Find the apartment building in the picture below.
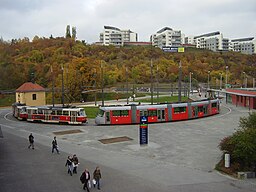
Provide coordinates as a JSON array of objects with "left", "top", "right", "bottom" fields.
[
  {"left": 99, "top": 26, "right": 137, "bottom": 46},
  {"left": 230, "top": 37, "right": 256, "bottom": 55},
  {"left": 151, "top": 27, "right": 181, "bottom": 49},
  {"left": 194, "top": 31, "right": 229, "bottom": 52}
]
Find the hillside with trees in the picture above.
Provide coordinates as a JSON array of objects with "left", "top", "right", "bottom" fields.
[{"left": 0, "top": 36, "right": 255, "bottom": 103}]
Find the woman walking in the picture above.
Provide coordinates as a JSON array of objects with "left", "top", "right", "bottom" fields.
[{"left": 93, "top": 166, "right": 102, "bottom": 190}]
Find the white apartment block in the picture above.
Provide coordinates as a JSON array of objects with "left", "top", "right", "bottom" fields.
[
  {"left": 151, "top": 27, "right": 181, "bottom": 49},
  {"left": 184, "top": 36, "right": 195, "bottom": 45},
  {"left": 194, "top": 31, "right": 229, "bottom": 52},
  {"left": 230, "top": 37, "right": 256, "bottom": 55},
  {"left": 99, "top": 26, "right": 137, "bottom": 46}
]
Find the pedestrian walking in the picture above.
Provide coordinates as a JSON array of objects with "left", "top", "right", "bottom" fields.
[
  {"left": 72, "top": 154, "right": 79, "bottom": 174},
  {"left": 28, "top": 133, "right": 34, "bottom": 149},
  {"left": 52, "top": 136, "right": 59, "bottom": 154},
  {"left": 65, "top": 156, "right": 73, "bottom": 176},
  {"left": 93, "top": 166, "right": 102, "bottom": 190},
  {"left": 80, "top": 168, "right": 91, "bottom": 192}
]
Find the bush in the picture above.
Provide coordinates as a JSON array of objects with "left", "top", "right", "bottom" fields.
[{"left": 218, "top": 112, "right": 256, "bottom": 171}]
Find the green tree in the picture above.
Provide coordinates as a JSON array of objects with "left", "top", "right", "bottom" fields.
[{"left": 66, "top": 25, "right": 71, "bottom": 38}]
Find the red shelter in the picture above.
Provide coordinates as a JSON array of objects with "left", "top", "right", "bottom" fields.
[{"left": 225, "top": 89, "right": 256, "bottom": 109}]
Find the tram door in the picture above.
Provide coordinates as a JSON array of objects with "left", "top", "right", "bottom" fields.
[
  {"left": 193, "top": 106, "right": 198, "bottom": 118},
  {"left": 105, "top": 112, "right": 110, "bottom": 124},
  {"left": 157, "top": 109, "right": 165, "bottom": 122},
  {"left": 45, "top": 110, "right": 50, "bottom": 121},
  {"left": 71, "top": 111, "right": 76, "bottom": 123}
]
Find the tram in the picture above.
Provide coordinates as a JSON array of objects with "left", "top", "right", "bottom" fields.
[
  {"left": 95, "top": 99, "right": 220, "bottom": 125},
  {"left": 12, "top": 103, "right": 87, "bottom": 125},
  {"left": 12, "top": 103, "right": 28, "bottom": 120}
]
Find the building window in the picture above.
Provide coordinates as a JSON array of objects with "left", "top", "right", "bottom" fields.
[{"left": 32, "top": 94, "right": 37, "bottom": 100}]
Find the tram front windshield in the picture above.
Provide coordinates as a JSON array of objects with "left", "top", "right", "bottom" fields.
[
  {"left": 97, "top": 109, "right": 105, "bottom": 117},
  {"left": 79, "top": 109, "right": 86, "bottom": 116}
]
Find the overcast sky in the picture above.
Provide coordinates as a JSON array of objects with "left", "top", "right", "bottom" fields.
[{"left": 1, "top": 0, "right": 256, "bottom": 43}]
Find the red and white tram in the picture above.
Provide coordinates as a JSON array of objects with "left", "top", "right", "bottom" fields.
[
  {"left": 12, "top": 103, "right": 28, "bottom": 120},
  {"left": 95, "top": 99, "right": 220, "bottom": 125},
  {"left": 12, "top": 104, "right": 87, "bottom": 125}
]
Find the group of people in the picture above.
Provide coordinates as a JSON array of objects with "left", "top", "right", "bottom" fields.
[
  {"left": 80, "top": 167, "right": 102, "bottom": 191},
  {"left": 65, "top": 154, "right": 79, "bottom": 175},
  {"left": 28, "top": 133, "right": 102, "bottom": 191}
]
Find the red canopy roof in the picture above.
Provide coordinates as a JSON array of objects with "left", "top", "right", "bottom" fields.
[{"left": 16, "top": 82, "right": 45, "bottom": 93}]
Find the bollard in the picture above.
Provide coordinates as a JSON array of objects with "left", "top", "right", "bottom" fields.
[{"left": 224, "top": 153, "right": 230, "bottom": 168}]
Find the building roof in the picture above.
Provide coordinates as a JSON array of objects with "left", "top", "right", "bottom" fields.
[
  {"left": 16, "top": 82, "right": 45, "bottom": 93},
  {"left": 194, "top": 31, "right": 220, "bottom": 39},
  {"left": 225, "top": 89, "right": 256, "bottom": 97},
  {"left": 157, "top": 27, "right": 173, "bottom": 33},
  {"left": 231, "top": 37, "right": 254, "bottom": 42},
  {"left": 104, "top": 26, "right": 120, "bottom": 31}
]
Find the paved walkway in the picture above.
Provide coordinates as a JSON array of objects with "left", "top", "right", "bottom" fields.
[{"left": 0, "top": 102, "right": 256, "bottom": 192}]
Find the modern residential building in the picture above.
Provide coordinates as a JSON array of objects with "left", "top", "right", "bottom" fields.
[
  {"left": 151, "top": 27, "right": 182, "bottom": 49},
  {"left": 194, "top": 31, "right": 229, "bottom": 52},
  {"left": 230, "top": 37, "right": 256, "bottom": 55},
  {"left": 184, "top": 36, "right": 195, "bottom": 45},
  {"left": 99, "top": 26, "right": 138, "bottom": 46}
]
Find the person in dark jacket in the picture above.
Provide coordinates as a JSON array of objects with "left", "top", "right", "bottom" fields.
[
  {"left": 65, "top": 156, "right": 73, "bottom": 176},
  {"left": 28, "top": 133, "right": 34, "bottom": 149},
  {"left": 52, "top": 136, "right": 59, "bottom": 154},
  {"left": 80, "top": 168, "right": 90, "bottom": 192},
  {"left": 72, "top": 154, "right": 79, "bottom": 174},
  {"left": 93, "top": 166, "right": 102, "bottom": 190}
]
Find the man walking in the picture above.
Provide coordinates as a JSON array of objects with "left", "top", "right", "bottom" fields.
[
  {"left": 80, "top": 168, "right": 91, "bottom": 192},
  {"left": 28, "top": 133, "right": 34, "bottom": 149},
  {"left": 52, "top": 136, "right": 59, "bottom": 154}
]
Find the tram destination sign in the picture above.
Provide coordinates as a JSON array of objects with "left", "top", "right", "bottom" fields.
[{"left": 139, "top": 116, "right": 148, "bottom": 145}]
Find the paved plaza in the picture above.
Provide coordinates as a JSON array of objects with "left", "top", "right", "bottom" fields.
[{"left": 0, "top": 101, "right": 256, "bottom": 192}]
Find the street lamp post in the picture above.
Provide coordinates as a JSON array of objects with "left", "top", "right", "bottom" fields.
[
  {"left": 225, "top": 65, "right": 228, "bottom": 88},
  {"left": 253, "top": 78, "right": 255, "bottom": 88},
  {"left": 150, "top": 59, "right": 153, "bottom": 105},
  {"left": 51, "top": 65, "right": 55, "bottom": 107},
  {"left": 207, "top": 71, "right": 210, "bottom": 90},
  {"left": 189, "top": 72, "right": 193, "bottom": 95},
  {"left": 220, "top": 73, "right": 222, "bottom": 90},
  {"left": 101, "top": 61, "right": 104, "bottom": 106},
  {"left": 178, "top": 61, "right": 182, "bottom": 103},
  {"left": 243, "top": 71, "right": 246, "bottom": 88},
  {"left": 61, "top": 64, "right": 64, "bottom": 107},
  {"left": 126, "top": 67, "right": 129, "bottom": 104}
]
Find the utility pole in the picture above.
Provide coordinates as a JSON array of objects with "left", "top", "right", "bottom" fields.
[
  {"left": 61, "top": 64, "right": 64, "bottom": 107},
  {"left": 126, "top": 67, "right": 129, "bottom": 104},
  {"left": 178, "top": 61, "right": 182, "bottom": 103},
  {"left": 156, "top": 64, "right": 159, "bottom": 103},
  {"left": 51, "top": 65, "right": 55, "bottom": 107},
  {"left": 225, "top": 65, "right": 228, "bottom": 88},
  {"left": 150, "top": 59, "right": 153, "bottom": 105},
  {"left": 101, "top": 61, "right": 104, "bottom": 106}
]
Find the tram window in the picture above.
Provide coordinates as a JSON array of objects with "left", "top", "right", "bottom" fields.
[
  {"left": 174, "top": 107, "right": 186, "bottom": 114},
  {"left": 32, "top": 109, "right": 37, "bottom": 114},
  {"left": 112, "top": 110, "right": 129, "bottom": 117},
  {"left": 148, "top": 110, "right": 157, "bottom": 116},
  {"left": 38, "top": 109, "right": 43, "bottom": 114},
  {"left": 106, "top": 112, "right": 110, "bottom": 121},
  {"left": 79, "top": 110, "right": 85, "bottom": 116},
  {"left": 51, "top": 111, "right": 56, "bottom": 115},
  {"left": 98, "top": 109, "right": 104, "bottom": 117},
  {"left": 121, "top": 110, "right": 129, "bottom": 116},
  {"left": 198, "top": 106, "right": 204, "bottom": 112},
  {"left": 112, "top": 110, "right": 120, "bottom": 117},
  {"left": 211, "top": 103, "right": 217, "bottom": 108},
  {"left": 63, "top": 111, "right": 69, "bottom": 116},
  {"left": 57, "top": 110, "right": 62, "bottom": 115}
]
